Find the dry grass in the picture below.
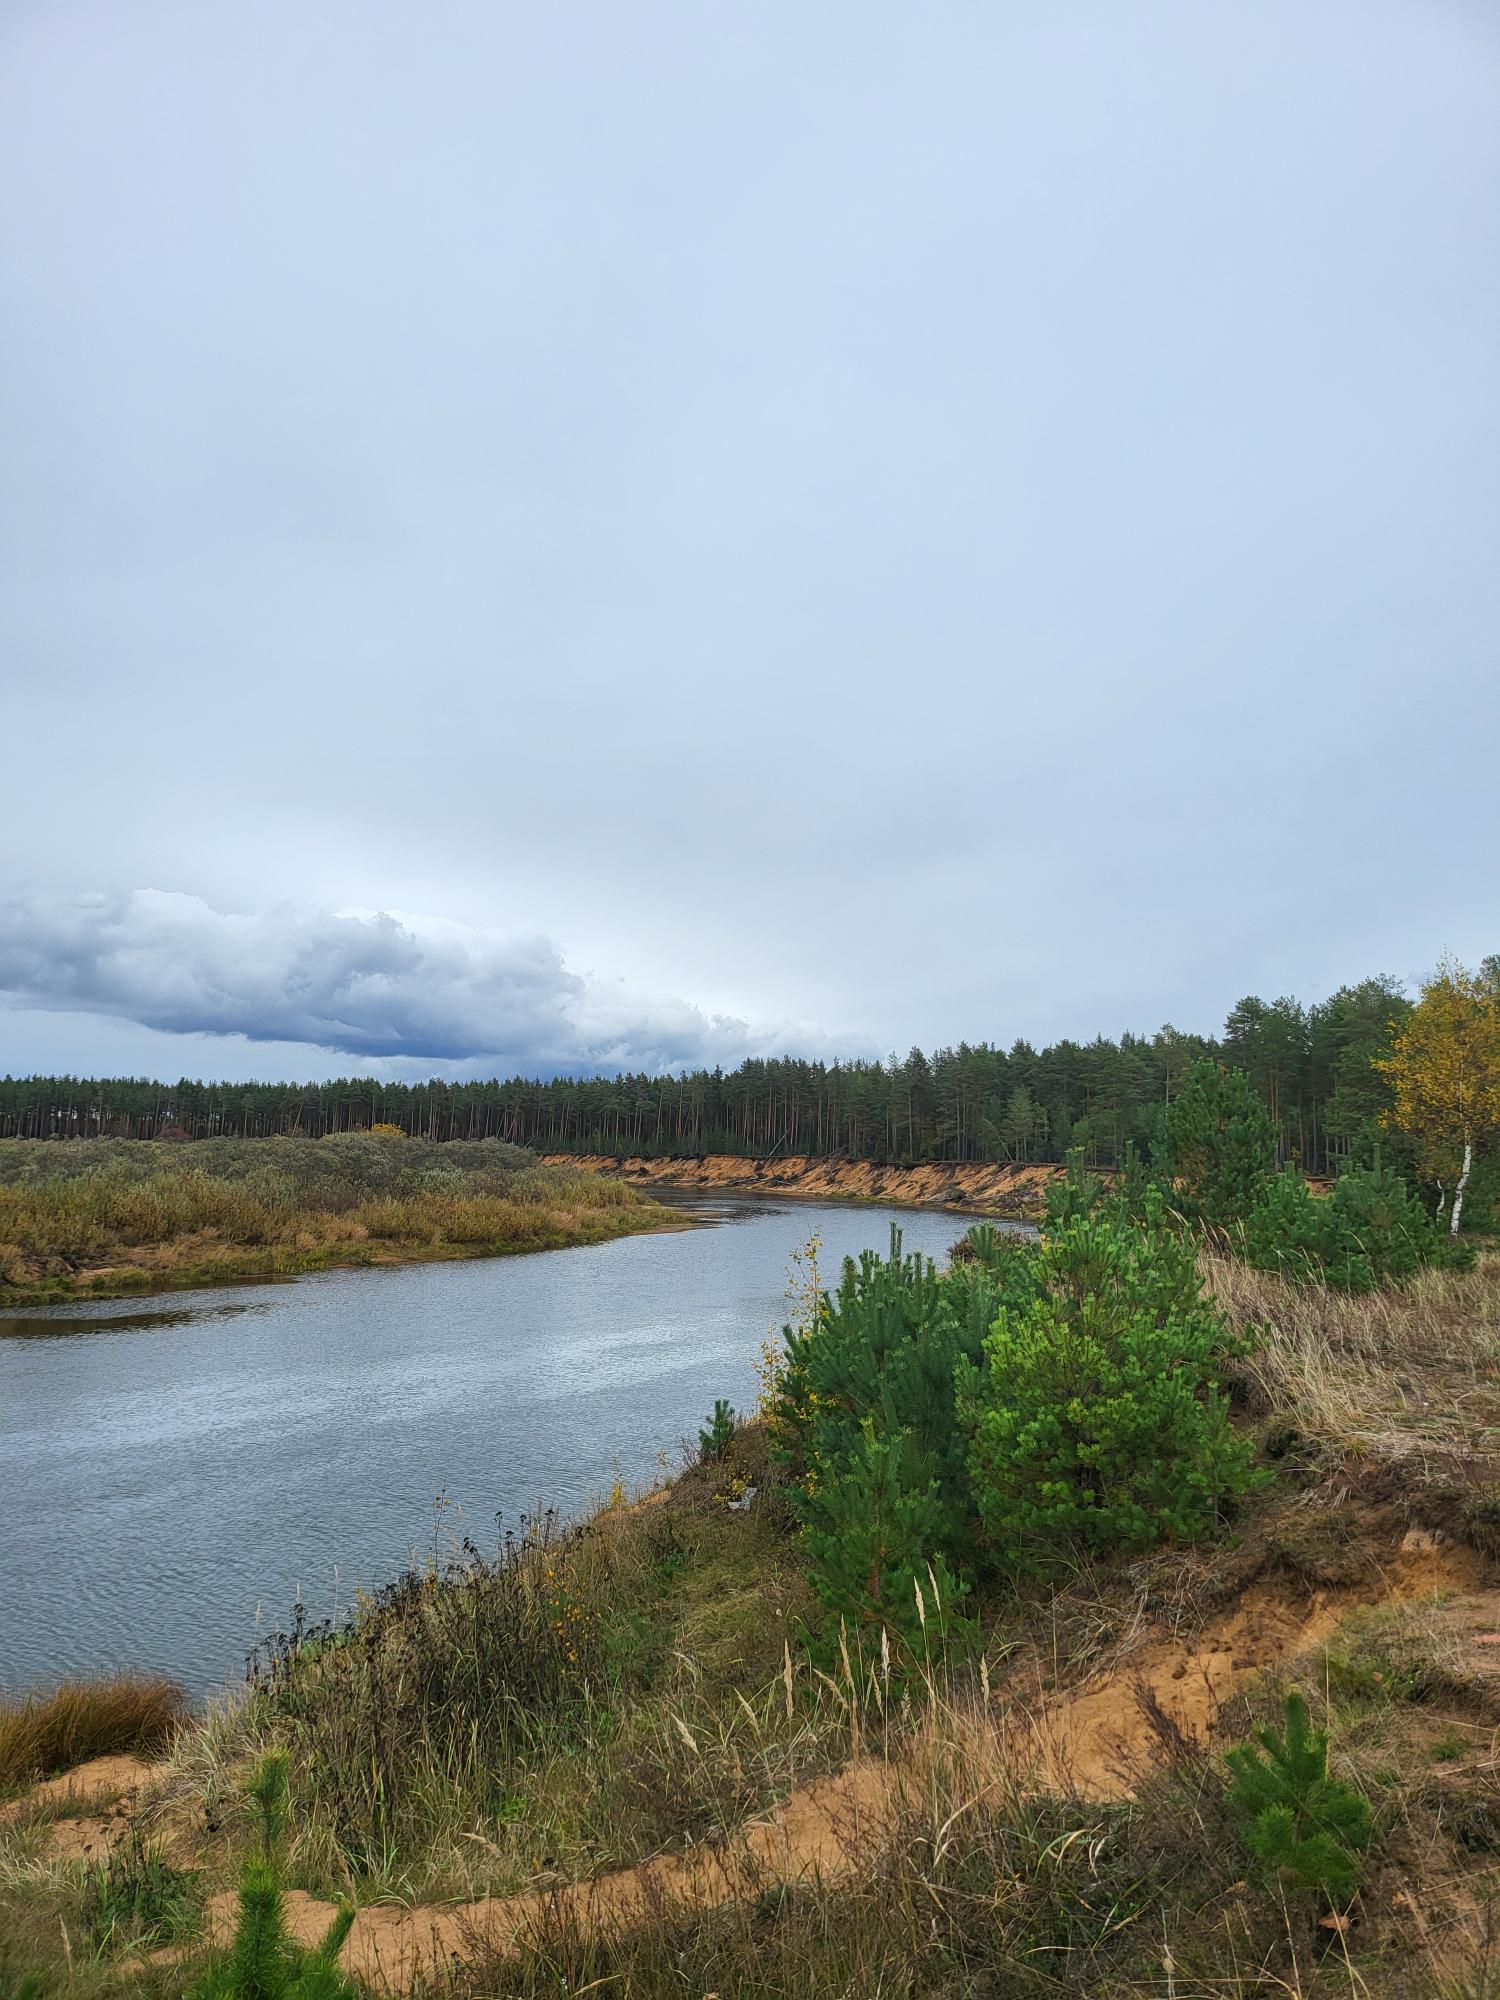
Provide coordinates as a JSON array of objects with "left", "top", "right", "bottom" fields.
[
  {"left": 0, "top": 1676, "right": 186, "bottom": 1793},
  {"left": 1208, "top": 1248, "right": 1500, "bottom": 1536},
  {"left": 458, "top": 1655, "right": 1500, "bottom": 1998},
  {"left": 166, "top": 1427, "right": 830, "bottom": 1906},
  {"left": 0, "top": 1135, "right": 679, "bottom": 1302}
]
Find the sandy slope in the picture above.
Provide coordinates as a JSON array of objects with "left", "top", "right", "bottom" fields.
[
  {"left": 542, "top": 1152, "right": 1058, "bottom": 1216},
  {"left": 15, "top": 1535, "right": 1496, "bottom": 1992}
]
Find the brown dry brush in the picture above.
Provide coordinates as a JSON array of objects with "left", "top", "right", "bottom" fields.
[
  {"left": 0, "top": 1135, "right": 663, "bottom": 1291},
  {"left": 0, "top": 1675, "right": 186, "bottom": 1792}
]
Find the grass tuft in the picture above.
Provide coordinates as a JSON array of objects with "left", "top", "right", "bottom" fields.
[{"left": 0, "top": 1675, "right": 187, "bottom": 1792}]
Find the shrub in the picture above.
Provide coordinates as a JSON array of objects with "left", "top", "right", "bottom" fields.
[
  {"left": 1241, "top": 1163, "right": 1459, "bottom": 1292},
  {"left": 958, "top": 1206, "right": 1260, "bottom": 1576},
  {"left": 771, "top": 1232, "right": 1028, "bottom": 1631},
  {"left": 795, "top": 1418, "right": 974, "bottom": 1663},
  {"left": 1042, "top": 1148, "right": 1107, "bottom": 1232},
  {"left": 777, "top": 1228, "right": 1034, "bottom": 1543},
  {"left": 1225, "top": 1691, "right": 1371, "bottom": 1904},
  {"left": 772, "top": 1228, "right": 1029, "bottom": 1654}
]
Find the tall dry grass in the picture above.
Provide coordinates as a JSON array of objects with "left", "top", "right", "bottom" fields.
[
  {"left": 0, "top": 1676, "right": 186, "bottom": 1792},
  {"left": 173, "top": 1443, "right": 833, "bottom": 1904},
  {"left": 452, "top": 1635, "right": 1500, "bottom": 1999},
  {"left": 1205, "top": 1250, "right": 1500, "bottom": 1520},
  {"left": 0, "top": 1136, "right": 673, "bottom": 1299}
]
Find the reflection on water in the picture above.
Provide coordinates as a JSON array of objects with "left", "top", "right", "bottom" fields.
[
  {"left": 0, "top": 1198, "right": 1008, "bottom": 1695},
  {"left": 0, "top": 1301, "right": 266, "bottom": 1341}
]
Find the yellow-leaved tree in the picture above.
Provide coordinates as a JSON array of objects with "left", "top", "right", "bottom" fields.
[{"left": 1376, "top": 956, "right": 1500, "bottom": 1235}]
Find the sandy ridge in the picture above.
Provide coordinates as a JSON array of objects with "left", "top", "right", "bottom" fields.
[{"left": 541, "top": 1153, "right": 1058, "bottom": 1216}]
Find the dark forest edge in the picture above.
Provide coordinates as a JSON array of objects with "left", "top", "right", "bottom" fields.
[{"left": 4, "top": 953, "right": 1497, "bottom": 1235}]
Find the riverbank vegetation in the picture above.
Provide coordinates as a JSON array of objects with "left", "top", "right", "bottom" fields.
[
  {"left": 4, "top": 1092, "right": 1500, "bottom": 1997},
  {"left": 0, "top": 1680, "right": 186, "bottom": 1792},
  {"left": 5, "top": 953, "right": 1496, "bottom": 1232},
  {"left": 0, "top": 1136, "right": 679, "bottom": 1304},
  {"left": 0, "top": 957, "right": 1485, "bottom": 1158}
]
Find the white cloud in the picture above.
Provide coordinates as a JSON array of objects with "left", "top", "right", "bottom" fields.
[{"left": 0, "top": 890, "right": 868, "bottom": 1075}]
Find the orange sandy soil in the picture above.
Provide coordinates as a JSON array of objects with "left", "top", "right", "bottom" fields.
[
  {"left": 542, "top": 1153, "right": 1060, "bottom": 1217},
  {"left": 12, "top": 1529, "right": 1498, "bottom": 1992}
]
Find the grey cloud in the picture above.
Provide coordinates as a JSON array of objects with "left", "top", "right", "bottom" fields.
[
  {"left": 0, "top": 892, "right": 866, "bottom": 1074},
  {"left": 0, "top": 3, "right": 1496, "bottom": 1072}
]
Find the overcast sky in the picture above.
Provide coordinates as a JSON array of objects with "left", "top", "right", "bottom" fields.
[{"left": 2, "top": 1, "right": 1496, "bottom": 1083}]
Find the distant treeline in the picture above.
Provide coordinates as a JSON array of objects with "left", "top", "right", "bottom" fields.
[{"left": 0, "top": 976, "right": 1425, "bottom": 1175}]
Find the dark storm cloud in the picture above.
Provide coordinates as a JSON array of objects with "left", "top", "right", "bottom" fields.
[{"left": 0, "top": 892, "right": 863, "bottom": 1072}]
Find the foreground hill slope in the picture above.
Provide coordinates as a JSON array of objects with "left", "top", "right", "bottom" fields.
[{"left": 3, "top": 1233, "right": 1499, "bottom": 1998}]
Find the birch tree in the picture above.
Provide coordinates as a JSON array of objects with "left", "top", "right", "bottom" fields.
[{"left": 1376, "top": 958, "right": 1500, "bottom": 1235}]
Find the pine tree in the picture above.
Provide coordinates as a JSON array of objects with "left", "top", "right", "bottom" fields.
[
  {"left": 191, "top": 1754, "right": 357, "bottom": 2000},
  {"left": 1156, "top": 1059, "right": 1277, "bottom": 1228},
  {"left": 1225, "top": 1692, "right": 1371, "bottom": 1904},
  {"left": 959, "top": 1204, "right": 1259, "bottom": 1574}
]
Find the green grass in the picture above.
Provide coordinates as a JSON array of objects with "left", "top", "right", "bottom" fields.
[{"left": 81, "top": 1828, "right": 201, "bottom": 1955}]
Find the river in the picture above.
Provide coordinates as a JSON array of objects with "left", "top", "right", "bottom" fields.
[{"left": 0, "top": 1196, "right": 1001, "bottom": 1695}]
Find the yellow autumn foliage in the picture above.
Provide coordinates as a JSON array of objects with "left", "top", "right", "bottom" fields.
[{"left": 1376, "top": 956, "right": 1500, "bottom": 1221}]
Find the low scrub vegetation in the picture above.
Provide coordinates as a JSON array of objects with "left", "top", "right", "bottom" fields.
[
  {"left": 1, "top": 1140, "right": 1497, "bottom": 1995},
  {"left": 0, "top": 1135, "right": 677, "bottom": 1302}
]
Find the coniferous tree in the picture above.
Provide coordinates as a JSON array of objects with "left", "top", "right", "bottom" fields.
[
  {"left": 1225, "top": 1692, "right": 1371, "bottom": 1905},
  {"left": 1156, "top": 1060, "right": 1277, "bottom": 1229}
]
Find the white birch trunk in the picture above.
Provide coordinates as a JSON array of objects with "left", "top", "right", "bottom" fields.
[{"left": 1451, "top": 1138, "right": 1473, "bottom": 1237}]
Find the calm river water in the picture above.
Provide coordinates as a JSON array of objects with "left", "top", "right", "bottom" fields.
[{"left": 0, "top": 1197, "right": 993, "bottom": 1695}]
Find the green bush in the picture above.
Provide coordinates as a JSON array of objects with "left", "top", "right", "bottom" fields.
[
  {"left": 777, "top": 1229, "right": 1030, "bottom": 1544},
  {"left": 1042, "top": 1148, "right": 1107, "bottom": 1232},
  {"left": 958, "top": 1206, "right": 1260, "bottom": 1576},
  {"left": 794, "top": 1417, "right": 974, "bottom": 1663},
  {"left": 1241, "top": 1162, "right": 1459, "bottom": 1292},
  {"left": 1225, "top": 1691, "right": 1371, "bottom": 1904},
  {"left": 774, "top": 1227, "right": 1032, "bottom": 1649}
]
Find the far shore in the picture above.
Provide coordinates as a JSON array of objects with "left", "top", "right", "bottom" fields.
[
  {"left": 0, "top": 1205, "right": 692, "bottom": 1311},
  {"left": 542, "top": 1150, "right": 1059, "bottom": 1218}
]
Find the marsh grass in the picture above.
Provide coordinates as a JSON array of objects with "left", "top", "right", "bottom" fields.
[
  {"left": 0, "top": 1678, "right": 186, "bottom": 1794},
  {"left": 0, "top": 1136, "right": 677, "bottom": 1302}
]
